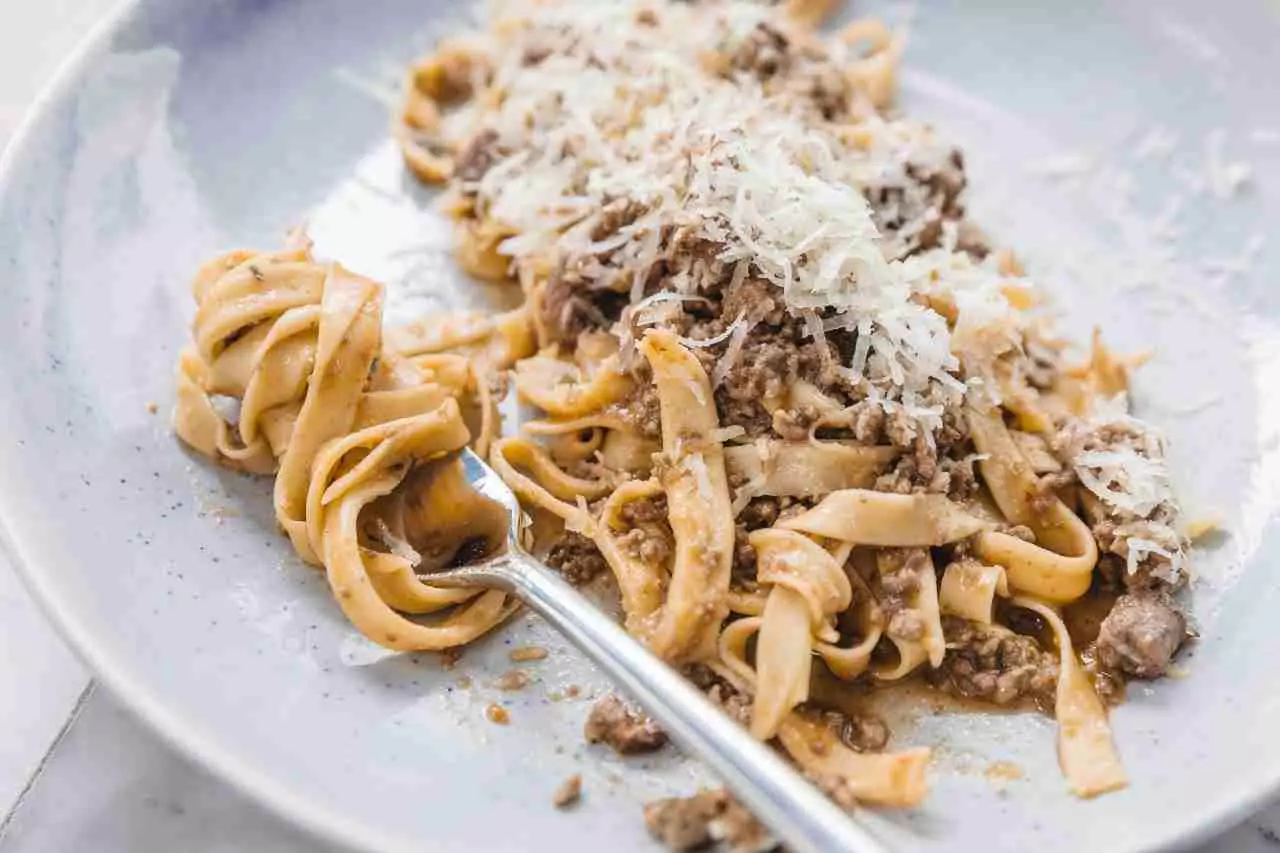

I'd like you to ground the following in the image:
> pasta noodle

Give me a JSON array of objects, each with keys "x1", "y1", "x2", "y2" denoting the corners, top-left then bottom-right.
[
  {"x1": 775, "y1": 713, "x2": 931, "y2": 808},
  {"x1": 715, "y1": 606, "x2": 931, "y2": 809},
  {"x1": 636, "y1": 330, "x2": 735, "y2": 663},
  {"x1": 595, "y1": 479, "x2": 670, "y2": 634},
  {"x1": 744, "y1": 528, "x2": 851, "y2": 738},
  {"x1": 779, "y1": 489, "x2": 993, "y2": 547},
  {"x1": 175, "y1": 240, "x2": 522, "y2": 650},
  {"x1": 938, "y1": 559, "x2": 1008, "y2": 625},
  {"x1": 968, "y1": 405, "x2": 1099, "y2": 602},
  {"x1": 1011, "y1": 597, "x2": 1127, "y2": 797},
  {"x1": 724, "y1": 441, "x2": 898, "y2": 501},
  {"x1": 173, "y1": 0, "x2": 1202, "y2": 833}
]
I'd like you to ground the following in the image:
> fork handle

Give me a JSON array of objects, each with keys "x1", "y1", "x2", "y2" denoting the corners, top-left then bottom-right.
[{"x1": 459, "y1": 550, "x2": 889, "y2": 853}]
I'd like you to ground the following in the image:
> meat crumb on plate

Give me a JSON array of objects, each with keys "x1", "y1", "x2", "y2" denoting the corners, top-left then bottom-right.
[
  {"x1": 644, "y1": 789, "x2": 775, "y2": 852},
  {"x1": 584, "y1": 693, "x2": 669, "y2": 755},
  {"x1": 553, "y1": 774, "x2": 583, "y2": 808}
]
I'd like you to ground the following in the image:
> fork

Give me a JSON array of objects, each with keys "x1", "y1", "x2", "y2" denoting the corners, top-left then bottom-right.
[{"x1": 420, "y1": 448, "x2": 890, "y2": 853}]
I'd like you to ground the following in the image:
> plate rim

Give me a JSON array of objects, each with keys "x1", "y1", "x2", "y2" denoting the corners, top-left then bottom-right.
[{"x1": 0, "y1": 2, "x2": 1273, "y2": 852}]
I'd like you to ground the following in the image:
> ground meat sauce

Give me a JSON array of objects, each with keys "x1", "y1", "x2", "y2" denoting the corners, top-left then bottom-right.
[
  {"x1": 1048, "y1": 414, "x2": 1193, "y2": 681},
  {"x1": 697, "y1": 316, "x2": 834, "y2": 436},
  {"x1": 584, "y1": 693, "x2": 669, "y2": 755},
  {"x1": 619, "y1": 493, "x2": 669, "y2": 525},
  {"x1": 618, "y1": 527, "x2": 673, "y2": 568},
  {"x1": 929, "y1": 616, "x2": 1058, "y2": 711},
  {"x1": 872, "y1": 405, "x2": 975, "y2": 499},
  {"x1": 728, "y1": 22, "x2": 791, "y2": 79},
  {"x1": 644, "y1": 790, "x2": 774, "y2": 853},
  {"x1": 617, "y1": 494, "x2": 674, "y2": 567},
  {"x1": 865, "y1": 150, "x2": 971, "y2": 258},
  {"x1": 820, "y1": 708, "x2": 890, "y2": 753},
  {"x1": 538, "y1": 265, "x2": 628, "y2": 346},
  {"x1": 546, "y1": 532, "x2": 608, "y2": 586},
  {"x1": 720, "y1": 20, "x2": 854, "y2": 121},
  {"x1": 873, "y1": 549, "x2": 927, "y2": 643},
  {"x1": 612, "y1": 378, "x2": 663, "y2": 440},
  {"x1": 1091, "y1": 513, "x2": 1185, "y2": 590},
  {"x1": 731, "y1": 497, "x2": 782, "y2": 581},
  {"x1": 684, "y1": 663, "x2": 754, "y2": 726},
  {"x1": 770, "y1": 405, "x2": 820, "y2": 441}
]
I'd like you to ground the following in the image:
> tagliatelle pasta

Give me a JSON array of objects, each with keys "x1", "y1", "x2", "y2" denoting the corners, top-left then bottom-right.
[
  {"x1": 968, "y1": 405, "x2": 1100, "y2": 602},
  {"x1": 724, "y1": 441, "x2": 897, "y2": 502},
  {"x1": 174, "y1": 0, "x2": 1201, "y2": 840},
  {"x1": 744, "y1": 528, "x2": 851, "y2": 738},
  {"x1": 780, "y1": 489, "x2": 994, "y2": 547},
  {"x1": 175, "y1": 238, "x2": 525, "y2": 651},
  {"x1": 1011, "y1": 597, "x2": 1128, "y2": 797},
  {"x1": 636, "y1": 330, "x2": 737, "y2": 662},
  {"x1": 939, "y1": 559, "x2": 1009, "y2": 625}
]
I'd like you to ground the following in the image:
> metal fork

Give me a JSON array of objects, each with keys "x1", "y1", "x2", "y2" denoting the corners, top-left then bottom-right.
[{"x1": 420, "y1": 448, "x2": 889, "y2": 853}]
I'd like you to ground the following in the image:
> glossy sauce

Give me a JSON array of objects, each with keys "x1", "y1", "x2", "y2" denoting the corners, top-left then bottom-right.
[{"x1": 1063, "y1": 587, "x2": 1120, "y2": 649}]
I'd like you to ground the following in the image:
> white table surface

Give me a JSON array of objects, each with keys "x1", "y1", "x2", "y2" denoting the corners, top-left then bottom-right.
[{"x1": 0, "y1": 4, "x2": 1278, "y2": 852}]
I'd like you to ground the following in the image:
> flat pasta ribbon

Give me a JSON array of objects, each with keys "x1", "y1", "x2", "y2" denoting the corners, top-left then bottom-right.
[
  {"x1": 395, "y1": 38, "x2": 491, "y2": 184},
  {"x1": 870, "y1": 548, "x2": 946, "y2": 681},
  {"x1": 740, "y1": 529, "x2": 852, "y2": 739},
  {"x1": 513, "y1": 350, "x2": 634, "y2": 418},
  {"x1": 779, "y1": 489, "x2": 992, "y2": 546},
  {"x1": 1011, "y1": 596, "x2": 1127, "y2": 797},
  {"x1": 968, "y1": 405, "x2": 1098, "y2": 603},
  {"x1": 775, "y1": 712, "x2": 930, "y2": 808},
  {"x1": 311, "y1": 403, "x2": 518, "y2": 650},
  {"x1": 388, "y1": 306, "x2": 536, "y2": 375},
  {"x1": 710, "y1": 644, "x2": 931, "y2": 809},
  {"x1": 938, "y1": 559, "x2": 1009, "y2": 625},
  {"x1": 488, "y1": 436, "x2": 613, "y2": 531},
  {"x1": 813, "y1": 555, "x2": 885, "y2": 682},
  {"x1": 524, "y1": 414, "x2": 658, "y2": 476},
  {"x1": 637, "y1": 330, "x2": 735, "y2": 663},
  {"x1": 594, "y1": 478, "x2": 670, "y2": 635},
  {"x1": 725, "y1": 441, "x2": 898, "y2": 508}
]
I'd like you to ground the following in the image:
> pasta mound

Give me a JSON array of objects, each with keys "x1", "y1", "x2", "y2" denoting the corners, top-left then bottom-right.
[{"x1": 174, "y1": 0, "x2": 1195, "y2": 829}]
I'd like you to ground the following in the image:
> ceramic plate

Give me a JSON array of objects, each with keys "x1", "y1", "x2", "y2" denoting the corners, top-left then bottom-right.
[{"x1": 2, "y1": 1, "x2": 1278, "y2": 851}]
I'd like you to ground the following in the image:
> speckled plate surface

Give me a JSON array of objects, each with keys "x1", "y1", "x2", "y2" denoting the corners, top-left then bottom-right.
[{"x1": 1, "y1": 1, "x2": 1278, "y2": 851}]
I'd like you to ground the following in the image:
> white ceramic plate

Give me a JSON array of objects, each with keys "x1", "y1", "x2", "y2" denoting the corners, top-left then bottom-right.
[{"x1": 2, "y1": 1, "x2": 1278, "y2": 851}]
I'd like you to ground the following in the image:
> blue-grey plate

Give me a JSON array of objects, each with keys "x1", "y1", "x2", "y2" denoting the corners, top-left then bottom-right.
[{"x1": 1, "y1": 1, "x2": 1278, "y2": 851}]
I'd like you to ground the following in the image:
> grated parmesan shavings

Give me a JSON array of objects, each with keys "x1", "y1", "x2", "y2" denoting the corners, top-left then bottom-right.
[{"x1": 451, "y1": 0, "x2": 1006, "y2": 433}]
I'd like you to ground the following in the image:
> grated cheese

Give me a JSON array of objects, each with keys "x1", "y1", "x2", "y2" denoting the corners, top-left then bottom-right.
[
  {"x1": 1064, "y1": 400, "x2": 1178, "y2": 519},
  {"x1": 452, "y1": 0, "x2": 1007, "y2": 431},
  {"x1": 677, "y1": 313, "x2": 748, "y2": 349},
  {"x1": 711, "y1": 316, "x2": 755, "y2": 388},
  {"x1": 683, "y1": 451, "x2": 715, "y2": 503},
  {"x1": 1126, "y1": 537, "x2": 1183, "y2": 584},
  {"x1": 1074, "y1": 449, "x2": 1173, "y2": 518}
]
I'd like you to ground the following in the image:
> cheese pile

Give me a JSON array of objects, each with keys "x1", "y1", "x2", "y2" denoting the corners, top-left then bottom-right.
[{"x1": 454, "y1": 0, "x2": 1028, "y2": 429}]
